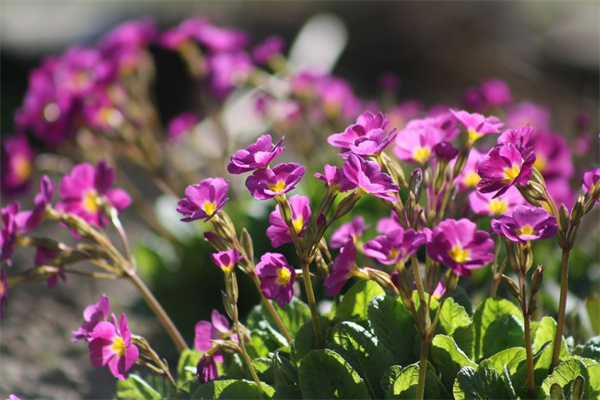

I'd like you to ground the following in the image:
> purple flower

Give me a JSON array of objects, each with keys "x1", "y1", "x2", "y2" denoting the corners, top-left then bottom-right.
[
  {"x1": 1, "y1": 269, "x2": 8, "y2": 319},
  {"x1": 376, "y1": 212, "x2": 403, "y2": 234},
  {"x1": 195, "y1": 309, "x2": 237, "y2": 363},
  {"x1": 167, "y1": 112, "x2": 200, "y2": 140},
  {"x1": 82, "y1": 88, "x2": 125, "y2": 133},
  {"x1": 426, "y1": 219, "x2": 495, "y2": 276},
  {"x1": 327, "y1": 111, "x2": 397, "y2": 157},
  {"x1": 197, "y1": 354, "x2": 219, "y2": 384},
  {"x1": 324, "y1": 239, "x2": 357, "y2": 296},
  {"x1": 256, "y1": 253, "x2": 295, "y2": 306},
  {"x1": 434, "y1": 141, "x2": 459, "y2": 162},
  {"x1": 330, "y1": 216, "x2": 369, "y2": 248},
  {"x1": 498, "y1": 126, "x2": 534, "y2": 152},
  {"x1": 342, "y1": 154, "x2": 399, "y2": 201},
  {"x1": 205, "y1": 51, "x2": 253, "y2": 99},
  {"x1": 54, "y1": 46, "x2": 114, "y2": 99},
  {"x1": 227, "y1": 134, "x2": 285, "y2": 174},
  {"x1": 89, "y1": 313, "x2": 139, "y2": 381},
  {"x1": 245, "y1": 163, "x2": 305, "y2": 200},
  {"x1": 481, "y1": 78, "x2": 512, "y2": 107},
  {"x1": 1, "y1": 135, "x2": 35, "y2": 196},
  {"x1": 253, "y1": 35, "x2": 285, "y2": 64},
  {"x1": 432, "y1": 281, "x2": 447, "y2": 300},
  {"x1": 72, "y1": 293, "x2": 111, "y2": 342},
  {"x1": 159, "y1": 17, "x2": 208, "y2": 49},
  {"x1": 15, "y1": 175, "x2": 54, "y2": 233},
  {"x1": 582, "y1": 168, "x2": 600, "y2": 204},
  {"x1": 468, "y1": 186, "x2": 525, "y2": 216},
  {"x1": 318, "y1": 75, "x2": 362, "y2": 120},
  {"x1": 177, "y1": 178, "x2": 229, "y2": 222},
  {"x1": 363, "y1": 228, "x2": 426, "y2": 265},
  {"x1": 394, "y1": 122, "x2": 446, "y2": 165},
  {"x1": 530, "y1": 131, "x2": 574, "y2": 181},
  {"x1": 34, "y1": 247, "x2": 66, "y2": 288},
  {"x1": 507, "y1": 101, "x2": 550, "y2": 131},
  {"x1": 56, "y1": 161, "x2": 131, "y2": 228},
  {"x1": 477, "y1": 143, "x2": 536, "y2": 198},
  {"x1": 462, "y1": 86, "x2": 485, "y2": 111},
  {"x1": 386, "y1": 100, "x2": 423, "y2": 130},
  {"x1": 210, "y1": 249, "x2": 243, "y2": 273},
  {"x1": 314, "y1": 164, "x2": 355, "y2": 193},
  {"x1": 267, "y1": 195, "x2": 311, "y2": 248},
  {"x1": 99, "y1": 18, "x2": 157, "y2": 55},
  {"x1": 1, "y1": 203, "x2": 20, "y2": 266},
  {"x1": 450, "y1": 109, "x2": 503, "y2": 144},
  {"x1": 491, "y1": 205, "x2": 558, "y2": 244}
]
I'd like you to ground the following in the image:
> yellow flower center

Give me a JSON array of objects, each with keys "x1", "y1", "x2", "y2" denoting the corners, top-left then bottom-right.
[
  {"x1": 388, "y1": 248, "x2": 400, "y2": 260},
  {"x1": 268, "y1": 180, "x2": 287, "y2": 193},
  {"x1": 111, "y1": 336, "x2": 126, "y2": 358},
  {"x1": 202, "y1": 201, "x2": 217, "y2": 216},
  {"x1": 448, "y1": 244, "x2": 471, "y2": 263},
  {"x1": 83, "y1": 190, "x2": 100, "y2": 213},
  {"x1": 275, "y1": 267, "x2": 292, "y2": 286},
  {"x1": 412, "y1": 146, "x2": 431, "y2": 164},
  {"x1": 502, "y1": 163, "x2": 521, "y2": 183},
  {"x1": 488, "y1": 199, "x2": 508, "y2": 215},
  {"x1": 292, "y1": 216, "x2": 304, "y2": 234},
  {"x1": 13, "y1": 156, "x2": 33, "y2": 182},
  {"x1": 464, "y1": 170, "x2": 481, "y2": 188},
  {"x1": 468, "y1": 128, "x2": 483, "y2": 144},
  {"x1": 533, "y1": 155, "x2": 547, "y2": 173},
  {"x1": 515, "y1": 224, "x2": 536, "y2": 237}
]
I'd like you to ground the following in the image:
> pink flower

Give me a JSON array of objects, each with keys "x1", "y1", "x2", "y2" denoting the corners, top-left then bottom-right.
[
  {"x1": 393, "y1": 116, "x2": 451, "y2": 164},
  {"x1": 324, "y1": 239, "x2": 357, "y2": 296},
  {"x1": 34, "y1": 247, "x2": 66, "y2": 288},
  {"x1": 253, "y1": 35, "x2": 285, "y2": 64},
  {"x1": 582, "y1": 168, "x2": 600, "y2": 205},
  {"x1": 267, "y1": 195, "x2": 311, "y2": 248},
  {"x1": 330, "y1": 216, "x2": 369, "y2": 248},
  {"x1": 491, "y1": 205, "x2": 558, "y2": 244},
  {"x1": 481, "y1": 78, "x2": 513, "y2": 107},
  {"x1": 210, "y1": 249, "x2": 243, "y2": 273},
  {"x1": 477, "y1": 143, "x2": 536, "y2": 198},
  {"x1": 89, "y1": 313, "x2": 139, "y2": 381},
  {"x1": 227, "y1": 134, "x2": 285, "y2": 174},
  {"x1": 256, "y1": 253, "x2": 295, "y2": 306},
  {"x1": 197, "y1": 354, "x2": 219, "y2": 384},
  {"x1": 468, "y1": 186, "x2": 525, "y2": 216},
  {"x1": 506, "y1": 101, "x2": 550, "y2": 131},
  {"x1": 314, "y1": 164, "x2": 355, "y2": 193},
  {"x1": 342, "y1": 154, "x2": 399, "y2": 201},
  {"x1": 56, "y1": 161, "x2": 131, "y2": 228},
  {"x1": 195, "y1": 309, "x2": 238, "y2": 363},
  {"x1": 167, "y1": 112, "x2": 199, "y2": 140},
  {"x1": 450, "y1": 109, "x2": 503, "y2": 144},
  {"x1": 1, "y1": 135, "x2": 35, "y2": 197},
  {"x1": 177, "y1": 178, "x2": 229, "y2": 222},
  {"x1": 364, "y1": 228, "x2": 426, "y2": 265},
  {"x1": 14, "y1": 175, "x2": 54, "y2": 233},
  {"x1": 72, "y1": 294, "x2": 111, "y2": 342},
  {"x1": 1, "y1": 203, "x2": 20, "y2": 266},
  {"x1": 328, "y1": 111, "x2": 397, "y2": 157},
  {"x1": 245, "y1": 163, "x2": 305, "y2": 200}
]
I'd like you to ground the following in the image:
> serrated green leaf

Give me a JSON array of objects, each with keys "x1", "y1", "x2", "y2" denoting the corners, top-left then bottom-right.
[
  {"x1": 586, "y1": 295, "x2": 600, "y2": 335},
  {"x1": 431, "y1": 334, "x2": 477, "y2": 391},
  {"x1": 380, "y1": 365, "x2": 403, "y2": 393},
  {"x1": 368, "y1": 295, "x2": 417, "y2": 366},
  {"x1": 190, "y1": 379, "x2": 274, "y2": 399},
  {"x1": 263, "y1": 298, "x2": 311, "y2": 338},
  {"x1": 480, "y1": 347, "x2": 526, "y2": 393},
  {"x1": 292, "y1": 317, "x2": 333, "y2": 360},
  {"x1": 328, "y1": 321, "x2": 395, "y2": 398},
  {"x1": 453, "y1": 366, "x2": 510, "y2": 400},
  {"x1": 436, "y1": 297, "x2": 474, "y2": 358},
  {"x1": 571, "y1": 375, "x2": 585, "y2": 400},
  {"x1": 298, "y1": 349, "x2": 371, "y2": 399},
  {"x1": 252, "y1": 357, "x2": 274, "y2": 384},
  {"x1": 176, "y1": 349, "x2": 203, "y2": 386},
  {"x1": 273, "y1": 351, "x2": 299, "y2": 386},
  {"x1": 473, "y1": 297, "x2": 523, "y2": 361},
  {"x1": 533, "y1": 316, "x2": 569, "y2": 382},
  {"x1": 448, "y1": 286, "x2": 473, "y2": 315},
  {"x1": 572, "y1": 335, "x2": 600, "y2": 360},
  {"x1": 541, "y1": 358, "x2": 590, "y2": 399},
  {"x1": 116, "y1": 374, "x2": 162, "y2": 400},
  {"x1": 335, "y1": 280, "x2": 385, "y2": 323},
  {"x1": 587, "y1": 363, "x2": 600, "y2": 397},
  {"x1": 272, "y1": 383, "x2": 302, "y2": 399},
  {"x1": 385, "y1": 363, "x2": 448, "y2": 399}
]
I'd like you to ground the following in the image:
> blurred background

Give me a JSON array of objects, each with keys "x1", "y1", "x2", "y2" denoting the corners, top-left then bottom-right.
[{"x1": 1, "y1": 1, "x2": 598, "y2": 398}]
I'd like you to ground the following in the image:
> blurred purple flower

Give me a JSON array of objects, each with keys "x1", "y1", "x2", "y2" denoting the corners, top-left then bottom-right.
[
  {"x1": 1, "y1": 203, "x2": 20, "y2": 266},
  {"x1": 330, "y1": 216, "x2": 368, "y2": 249},
  {"x1": 205, "y1": 51, "x2": 253, "y2": 99},
  {"x1": 450, "y1": 109, "x2": 503, "y2": 144},
  {"x1": 34, "y1": 247, "x2": 66, "y2": 288},
  {"x1": 177, "y1": 178, "x2": 229, "y2": 222},
  {"x1": 195, "y1": 309, "x2": 237, "y2": 363},
  {"x1": 506, "y1": 101, "x2": 550, "y2": 131},
  {"x1": 364, "y1": 228, "x2": 426, "y2": 265},
  {"x1": 481, "y1": 78, "x2": 512, "y2": 107},
  {"x1": 253, "y1": 35, "x2": 285, "y2": 64},
  {"x1": 167, "y1": 112, "x2": 200, "y2": 140},
  {"x1": 0, "y1": 270, "x2": 8, "y2": 319},
  {"x1": 468, "y1": 185, "x2": 525, "y2": 217},
  {"x1": 15, "y1": 175, "x2": 54, "y2": 233},
  {"x1": 1, "y1": 135, "x2": 35, "y2": 197}
]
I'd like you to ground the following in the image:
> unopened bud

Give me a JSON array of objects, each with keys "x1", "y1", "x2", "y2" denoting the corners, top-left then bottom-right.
[
  {"x1": 332, "y1": 190, "x2": 363, "y2": 221},
  {"x1": 225, "y1": 271, "x2": 239, "y2": 304},
  {"x1": 519, "y1": 242, "x2": 533, "y2": 274},
  {"x1": 571, "y1": 196, "x2": 584, "y2": 225},
  {"x1": 531, "y1": 167, "x2": 546, "y2": 186},
  {"x1": 221, "y1": 290, "x2": 235, "y2": 321},
  {"x1": 559, "y1": 204, "x2": 570, "y2": 233},
  {"x1": 204, "y1": 231, "x2": 229, "y2": 252},
  {"x1": 505, "y1": 240, "x2": 520, "y2": 274},
  {"x1": 501, "y1": 274, "x2": 520, "y2": 299},
  {"x1": 522, "y1": 182, "x2": 547, "y2": 202},
  {"x1": 530, "y1": 265, "x2": 544, "y2": 296},
  {"x1": 240, "y1": 228, "x2": 254, "y2": 263},
  {"x1": 409, "y1": 169, "x2": 423, "y2": 202},
  {"x1": 443, "y1": 270, "x2": 460, "y2": 294},
  {"x1": 365, "y1": 267, "x2": 397, "y2": 293},
  {"x1": 452, "y1": 146, "x2": 470, "y2": 178}
]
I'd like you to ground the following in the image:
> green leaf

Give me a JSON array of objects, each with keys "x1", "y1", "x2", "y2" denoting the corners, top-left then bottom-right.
[
  {"x1": 368, "y1": 295, "x2": 418, "y2": 366},
  {"x1": 298, "y1": 349, "x2": 371, "y2": 399},
  {"x1": 448, "y1": 286, "x2": 473, "y2": 315},
  {"x1": 292, "y1": 317, "x2": 333, "y2": 361},
  {"x1": 272, "y1": 383, "x2": 302, "y2": 399},
  {"x1": 190, "y1": 379, "x2": 274, "y2": 399},
  {"x1": 249, "y1": 330, "x2": 275, "y2": 358},
  {"x1": 453, "y1": 366, "x2": 510, "y2": 400},
  {"x1": 480, "y1": 347, "x2": 526, "y2": 392},
  {"x1": 571, "y1": 375, "x2": 585, "y2": 400},
  {"x1": 116, "y1": 374, "x2": 162, "y2": 400},
  {"x1": 252, "y1": 357, "x2": 274, "y2": 384},
  {"x1": 549, "y1": 383, "x2": 564, "y2": 400},
  {"x1": 586, "y1": 295, "x2": 600, "y2": 335},
  {"x1": 533, "y1": 316, "x2": 569, "y2": 382},
  {"x1": 473, "y1": 297, "x2": 523, "y2": 361},
  {"x1": 384, "y1": 363, "x2": 448, "y2": 399},
  {"x1": 380, "y1": 365, "x2": 403, "y2": 394},
  {"x1": 502, "y1": 364, "x2": 517, "y2": 399},
  {"x1": 431, "y1": 334, "x2": 477, "y2": 391},
  {"x1": 263, "y1": 297, "x2": 312, "y2": 338},
  {"x1": 176, "y1": 349, "x2": 203, "y2": 386},
  {"x1": 335, "y1": 280, "x2": 385, "y2": 323},
  {"x1": 273, "y1": 351, "x2": 299, "y2": 386},
  {"x1": 328, "y1": 321, "x2": 395, "y2": 398},
  {"x1": 541, "y1": 358, "x2": 590, "y2": 399},
  {"x1": 572, "y1": 335, "x2": 600, "y2": 360},
  {"x1": 587, "y1": 363, "x2": 600, "y2": 397},
  {"x1": 436, "y1": 297, "x2": 474, "y2": 358}
]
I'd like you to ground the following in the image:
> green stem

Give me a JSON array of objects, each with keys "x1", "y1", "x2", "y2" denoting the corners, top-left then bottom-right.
[
  {"x1": 416, "y1": 335, "x2": 429, "y2": 400},
  {"x1": 250, "y1": 274, "x2": 293, "y2": 343},
  {"x1": 302, "y1": 260, "x2": 324, "y2": 349},
  {"x1": 233, "y1": 304, "x2": 266, "y2": 399},
  {"x1": 550, "y1": 249, "x2": 570, "y2": 372},
  {"x1": 520, "y1": 275, "x2": 535, "y2": 398},
  {"x1": 127, "y1": 272, "x2": 189, "y2": 352}
]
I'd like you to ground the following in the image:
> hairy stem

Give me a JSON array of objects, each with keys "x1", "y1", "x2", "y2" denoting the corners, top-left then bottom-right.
[
  {"x1": 416, "y1": 335, "x2": 429, "y2": 400},
  {"x1": 233, "y1": 303, "x2": 266, "y2": 398},
  {"x1": 250, "y1": 274, "x2": 293, "y2": 343},
  {"x1": 550, "y1": 249, "x2": 570, "y2": 372},
  {"x1": 302, "y1": 260, "x2": 324, "y2": 348},
  {"x1": 520, "y1": 276, "x2": 535, "y2": 398}
]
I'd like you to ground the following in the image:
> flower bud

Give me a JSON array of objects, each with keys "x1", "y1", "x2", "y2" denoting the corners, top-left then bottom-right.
[
  {"x1": 452, "y1": 145, "x2": 470, "y2": 177},
  {"x1": 204, "y1": 231, "x2": 229, "y2": 252},
  {"x1": 409, "y1": 168, "x2": 423, "y2": 203},
  {"x1": 505, "y1": 239, "x2": 520, "y2": 275},
  {"x1": 240, "y1": 228, "x2": 254, "y2": 263},
  {"x1": 559, "y1": 204, "x2": 570, "y2": 233},
  {"x1": 332, "y1": 190, "x2": 363, "y2": 221},
  {"x1": 571, "y1": 196, "x2": 585, "y2": 225},
  {"x1": 501, "y1": 274, "x2": 520, "y2": 299},
  {"x1": 522, "y1": 182, "x2": 547, "y2": 202},
  {"x1": 224, "y1": 271, "x2": 239, "y2": 304},
  {"x1": 364, "y1": 267, "x2": 397, "y2": 293},
  {"x1": 443, "y1": 270, "x2": 460, "y2": 294},
  {"x1": 530, "y1": 265, "x2": 543, "y2": 296},
  {"x1": 221, "y1": 290, "x2": 236, "y2": 321},
  {"x1": 519, "y1": 242, "x2": 533, "y2": 274}
]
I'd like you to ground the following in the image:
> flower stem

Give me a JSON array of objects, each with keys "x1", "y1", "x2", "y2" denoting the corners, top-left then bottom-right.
[
  {"x1": 127, "y1": 272, "x2": 189, "y2": 352},
  {"x1": 302, "y1": 260, "x2": 324, "y2": 349},
  {"x1": 550, "y1": 248, "x2": 570, "y2": 372},
  {"x1": 250, "y1": 274, "x2": 293, "y2": 343},
  {"x1": 416, "y1": 335, "x2": 429, "y2": 400},
  {"x1": 519, "y1": 275, "x2": 535, "y2": 398}
]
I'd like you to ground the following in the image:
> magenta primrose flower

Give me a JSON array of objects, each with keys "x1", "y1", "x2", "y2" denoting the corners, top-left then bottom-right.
[
  {"x1": 477, "y1": 143, "x2": 536, "y2": 198},
  {"x1": 324, "y1": 239, "x2": 358, "y2": 296},
  {"x1": 491, "y1": 205, "x2": 558, "y2": 244},
  {"x1": 1, "y1": 135, "x2": 35, "y2": 196},
  {"x1": 205, "y1": 51, "x2": 253, "y2": 99},
  {"x1": 89, "y1": 313, "x2": 139, "y2": 381},
  {"x1": 427, "y1": 219, "x2": 495, "y2": 276},
  {"x1": 314, "y1": 164, "x2": 355, "y2": 193},
  {"x1": 450, "y1": 109, "x2": 503, "y2": 144},
  {"x1": 342, "y1": 154, "x2": 399, "y2": 201},
  {"x1": 34, "y1": 247, "x2": 66, "y2": 288},
  {"x1": 256, "y1": 253, "x2": 295, "y2": 306},
  {"x1": 195, "y1": 309, "x2": 237, "y2": 363},
  {"x1": 15, "y1": 175, "x2": 54, "y2": 233},
  {"x1": 245, "y1": 163, "x2": 305, "y2": 200},
  {"x1": 253, "y1": 35, "x2": 285, "y2": 64},
  {"x1": 327, "y1": 111, "x2": 397, "y2": 157},
  {"x1": 56, "y1": 160, "x2": 131, "y2": 228},
  {"x1": 177, "y1": 178, "x2": 229, "y2": 222},
  {"x1": 197, "y1": 354, "x2": 219, "y2": 384},
  {"x1": 394, "y1": 123, "x2": 446, "y2": 165},
  {"x1": 1, "y1": 269, "x2": 8, "y2": 319},
  {"x1": 506, "y1": 101, "x2": 550, "y2": 131},
  {"x1": 267, "y1": 195, "x2": 311, "y2": 248},
  {"x1": 468, "y1": 185, "x2": 525, "y2": 217},
  {"x1": 364, "y1": 228, "x2": 426, "y2": 265},
  {"x1": 1, "y1": 203, "x2": 19, "y2": 266},
  {"x1": 167, "y1": 112, "x2": 200, "y2": 140},
  {"x1": 377, "y1": 212, "x2": 404, "y2": 234},
  {"x1": 582, "y1": 168, "x2": 600, "y2": 205},
  {"x1": 72, "y1": 293, "x2": 111, "y2": 342},
  {"x1": 227, "y1": 134, "x2": 285, "y2": 174},
  {"x1": 330, "y1": 216, "x2": 369, "y2": 248},
  {"x1": 481, "y1": 78, "x2": 513, "y2": 108},
  {"x1": 210, "y1": 248, "x2": 243, "y2": 273}
]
